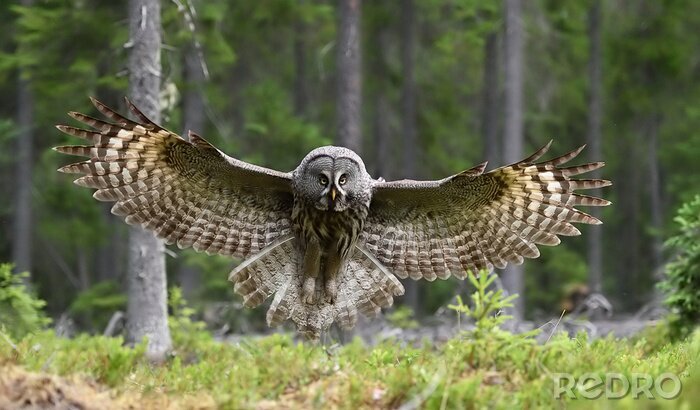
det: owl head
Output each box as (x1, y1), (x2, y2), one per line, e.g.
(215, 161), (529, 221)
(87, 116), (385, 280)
(294, 146), (372, 212)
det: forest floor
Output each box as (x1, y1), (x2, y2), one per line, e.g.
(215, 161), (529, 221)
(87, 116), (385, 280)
(0, 321), (698, 409)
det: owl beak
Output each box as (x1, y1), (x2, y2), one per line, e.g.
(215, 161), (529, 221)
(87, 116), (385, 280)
(330, 187), (337, 202)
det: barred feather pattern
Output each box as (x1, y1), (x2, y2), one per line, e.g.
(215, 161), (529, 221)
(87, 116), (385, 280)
(228, 236), (404, 340)
(55, 99), (611, 337)
(55, 98), (404, 339)
(54, 98), (295, 259)
(363, 141), (612, 280)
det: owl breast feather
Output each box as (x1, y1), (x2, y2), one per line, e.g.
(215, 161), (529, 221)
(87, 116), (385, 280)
(294, 199), (368, 255)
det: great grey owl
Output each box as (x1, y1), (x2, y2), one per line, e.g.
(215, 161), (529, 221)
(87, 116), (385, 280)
(55, 98), (611, 339)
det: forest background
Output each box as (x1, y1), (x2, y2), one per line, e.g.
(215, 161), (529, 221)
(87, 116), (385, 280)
(1, 0), (699, 334)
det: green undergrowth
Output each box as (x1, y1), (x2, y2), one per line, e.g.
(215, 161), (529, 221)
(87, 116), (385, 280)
(0, 274), (698, 409)
(1, 325), (698, 409)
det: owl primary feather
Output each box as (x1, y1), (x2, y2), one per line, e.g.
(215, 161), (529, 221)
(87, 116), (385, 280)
(55, 98), (611, 339)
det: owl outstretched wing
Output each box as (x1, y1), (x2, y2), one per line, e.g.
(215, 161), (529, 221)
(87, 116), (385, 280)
(55, 98), (294, 258)
(362, 142), (611, 280)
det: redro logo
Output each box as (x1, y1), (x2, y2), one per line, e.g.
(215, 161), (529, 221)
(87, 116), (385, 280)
(552, 373), (682, 400)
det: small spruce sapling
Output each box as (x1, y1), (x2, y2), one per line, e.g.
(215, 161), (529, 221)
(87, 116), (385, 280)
(0, 263), (51, 340)
(659, 195), (700, 338)
(447, 269), (519, 337)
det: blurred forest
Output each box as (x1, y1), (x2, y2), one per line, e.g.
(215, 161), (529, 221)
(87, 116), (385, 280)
(0, 0), (699, 334)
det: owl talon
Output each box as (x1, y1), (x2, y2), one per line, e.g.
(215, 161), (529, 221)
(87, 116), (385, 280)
(302, 276), (316, 305)
(324, 278), (338, 304)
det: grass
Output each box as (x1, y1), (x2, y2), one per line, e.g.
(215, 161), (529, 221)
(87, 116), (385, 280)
(0, 318), (698, 408)
(0, 279), (698, 408)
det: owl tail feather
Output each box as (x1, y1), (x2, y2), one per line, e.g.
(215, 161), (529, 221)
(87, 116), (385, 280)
(228, 235), (296, 310)
(228, 237), (405, 341)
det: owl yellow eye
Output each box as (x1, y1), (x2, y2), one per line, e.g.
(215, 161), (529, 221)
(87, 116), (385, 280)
(319, 175), (329, 186)
(338, 174), (347, 185)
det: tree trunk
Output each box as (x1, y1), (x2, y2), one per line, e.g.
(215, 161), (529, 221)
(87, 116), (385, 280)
(617, 137), (642, 308)
(125, 0), (172, 362)
(12, 70), (33, 279)
(294, 6), (309, 118)
(481, 32), (500, 166)
(501, 0), (525, 320)
(183, 46), (206, 138)
(178, 42), (206, 298)
(12, 0), (35, 279)
(374, 97), (391, 178)
(336, 0), (362, 153)
(399, 0), (420, 314)
(97, 204), (121, 282)
(77, 247), (90, 291)
(401, 0), (417, 180)
(647, 116), (665, 309)
(372, 21), (391, 179)
(648, 116), (664, 276)
(586, 0), (604, 294)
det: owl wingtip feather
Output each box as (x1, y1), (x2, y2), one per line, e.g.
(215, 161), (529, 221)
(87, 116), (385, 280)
(522, 140), (554, 164)
(89, 96), (112, 113)
(596, 198), (612, 206)
(56, 162), (77, 173)
(459, 161), (488, 177)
